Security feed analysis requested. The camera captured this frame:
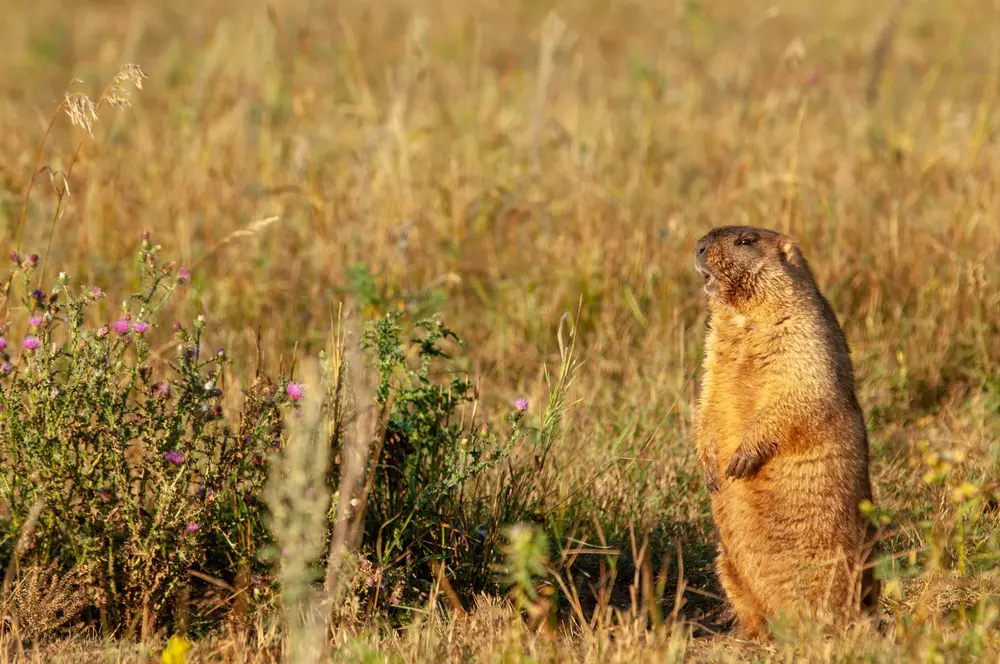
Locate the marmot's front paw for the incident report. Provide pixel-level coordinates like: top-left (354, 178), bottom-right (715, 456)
top-left (725, 446), bottom-right (765, 479)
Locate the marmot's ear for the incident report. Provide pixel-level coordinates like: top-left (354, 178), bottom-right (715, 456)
top-left (780, 239), bottom-right (805, 268)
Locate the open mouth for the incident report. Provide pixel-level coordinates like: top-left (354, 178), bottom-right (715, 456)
top-left (694, 258), bottom-right (717, 295)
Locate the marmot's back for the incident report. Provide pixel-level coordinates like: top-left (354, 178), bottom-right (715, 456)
top-left (692, 225), bottom-right (878, 639)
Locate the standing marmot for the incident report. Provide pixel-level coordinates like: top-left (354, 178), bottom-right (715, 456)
top-left (692, 225), bottom-right (879, 639)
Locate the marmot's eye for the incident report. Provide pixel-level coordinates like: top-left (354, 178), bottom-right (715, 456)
top-left (735, 237), bottom-right (756, 246)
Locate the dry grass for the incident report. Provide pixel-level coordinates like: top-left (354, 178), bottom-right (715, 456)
top-left (1, 0), bottom-right (999, 661)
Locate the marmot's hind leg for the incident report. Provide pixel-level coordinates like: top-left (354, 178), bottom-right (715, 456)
top-left (716, 551), bottom-right (768, 639)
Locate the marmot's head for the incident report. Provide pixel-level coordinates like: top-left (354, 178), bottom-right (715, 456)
top-left (694, 225), bottom-right (814, 311)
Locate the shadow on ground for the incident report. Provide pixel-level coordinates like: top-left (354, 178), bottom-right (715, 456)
top-left (555, 520), bottom-right (733, 638)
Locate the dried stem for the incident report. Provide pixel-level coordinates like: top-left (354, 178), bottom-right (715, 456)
top-left (1, 496), bottom-right (46, 604)
top-left (36, 65), bottom-right (148, 288)
top-left (322, 315), bottom-right (380, 618)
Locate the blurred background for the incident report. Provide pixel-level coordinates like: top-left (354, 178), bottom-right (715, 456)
top-left (1, 0), bottom-right (998, 557)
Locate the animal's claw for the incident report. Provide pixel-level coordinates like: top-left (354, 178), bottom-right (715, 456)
top-left (725, 447), bottom-right (763, 479)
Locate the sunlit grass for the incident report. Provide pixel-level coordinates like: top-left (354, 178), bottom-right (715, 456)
top-left (0, 0), bottom-right (998, 660)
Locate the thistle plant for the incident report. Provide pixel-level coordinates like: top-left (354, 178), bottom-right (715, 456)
top-left (353, 313), bottom-right (534, 613)
top-left (0, 235), bottom-right (297, 636)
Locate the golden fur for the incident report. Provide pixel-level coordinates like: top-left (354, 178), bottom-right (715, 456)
top-left (692, 225), bottom-right (879, 639)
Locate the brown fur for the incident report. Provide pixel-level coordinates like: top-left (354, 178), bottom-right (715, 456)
top-left (692, 225), bottom-right (879, 639)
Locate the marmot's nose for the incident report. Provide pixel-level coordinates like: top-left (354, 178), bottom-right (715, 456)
top-left (696, 239), bottom-right (708, 256)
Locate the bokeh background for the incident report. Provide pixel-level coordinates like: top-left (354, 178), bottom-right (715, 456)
top-left (1, 0), bottom-right (999, 657)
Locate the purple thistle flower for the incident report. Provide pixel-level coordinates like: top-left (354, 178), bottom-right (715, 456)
top-left (164, 450), bottom-right (185, 465)
top-left (177, 267), bottom-right (190, 284)
top-left (27, 254), bottom-right (38, 267)
top-left (515, 397), bottom-right (529, 412)
top-left (0, 337), bottom-right (6, 350)
top-left (97, 324), bottom-right (111, 338)
top-left (133, 321), bottom-right (149, 335)
top-left (114, 319), bottom-right (130, 335)
top-left (91, 286), bottom-right (105, 300)
top-left (31, 289), bottom-right (44, 301)
top-left (185, 522), bottom-right (200, 533)
top-left (28, 316), bottom-right (42, 328)
top-left (0, 362), bottom-right (12, 374)
top-left (154, 382), bottom-right (170, 398)
top-left (21, 336), bottom-right (41, 351)
top-left (9, 252), bottom-right (20, 264)
top-left (286, 382), bottom-right (305, 401)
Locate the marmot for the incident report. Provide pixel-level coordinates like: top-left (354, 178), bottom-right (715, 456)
top-left (692, 225), bottom-right (879, 639)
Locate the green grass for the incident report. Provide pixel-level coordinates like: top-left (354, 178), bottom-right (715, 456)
top-left (0, 0), bottom-right (998, 661)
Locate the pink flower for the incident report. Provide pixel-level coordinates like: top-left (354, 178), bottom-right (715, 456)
top-left (133, 321), bottom-right (149, 335)
top-left (154, 382), bottom-right (170, 398)
top-left (165, 450), bottom-right (185, 465)
top-left (91, 287), bottom-right (105, 300)
top-left (21, 336), bottom-right (41, 351)
top-left (286, 382), bottom-right (305, 401)
top-left (114, 319), bottom-right (130, 335)
top-left (0, 337), bottom-right (6, 350)
top-left (515, 397), bottom-right (528, 412)
top-left (28, 316), bottom-right (42, 328)
top-left (185, 522), bottom-right (200, 533)
top-left (177, 267), bottom-right (190, 284)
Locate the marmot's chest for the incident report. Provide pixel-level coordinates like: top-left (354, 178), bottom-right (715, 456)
top-left (701, 342), bottom-right (776, 461)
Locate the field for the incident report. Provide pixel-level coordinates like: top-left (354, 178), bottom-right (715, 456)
top-left (1, 0), bottom-right (999, 661)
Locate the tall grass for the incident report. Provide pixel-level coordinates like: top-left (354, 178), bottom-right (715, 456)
top-left (0, 0), bottom-right (998, 661)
